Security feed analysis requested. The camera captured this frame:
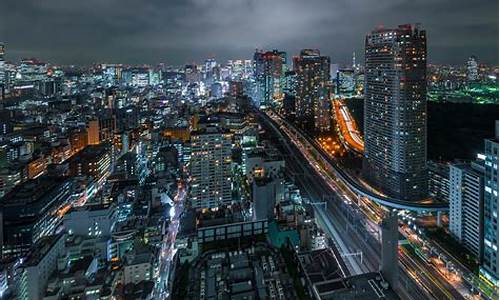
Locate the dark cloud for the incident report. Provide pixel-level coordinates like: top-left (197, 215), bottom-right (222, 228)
top-left (1, 0), bottom-right (498, 65)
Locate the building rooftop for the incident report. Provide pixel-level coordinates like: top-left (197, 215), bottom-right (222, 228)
top-left (191, 125), bottom-right (230, 135)
top-left (69, 143), bottom-right (111, 162)
top-left (23, 233), bottom-right (64, 267)
top-left (0, 175), bottom-right (67, 207)
top-left (319, 273), bottom-right (400, 300)
top-left (298, 249), bottom-right (399, 300)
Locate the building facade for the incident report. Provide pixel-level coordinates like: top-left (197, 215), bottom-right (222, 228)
top-left (189, 126), bottom-right (233, 209)
top-left (363, 24), bottom-right (427, 201)
top-left (1, 177), bottom-right (72, 258)
top-left (293, 49), bottom-right (331, 132)
top-left (17, 234), bottom-right (66, 300)
top-left (467, 55), bottom-right (479, 83)
top-left (448, 162), bottom-right (484, 258)
top-left (481, 123), bottom-right (499, 284)
top-left (254, 50), bottom-right (286, 109)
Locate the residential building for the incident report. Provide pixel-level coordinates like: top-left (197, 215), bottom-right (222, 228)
top-left (363, 24), bottom-right (427, 201)
top-left (449, 162), bottom-right (484, 258)
top-left (293, 49), bottom-right (331, 132)
top-left (189, 126), bottom-right (233, 209)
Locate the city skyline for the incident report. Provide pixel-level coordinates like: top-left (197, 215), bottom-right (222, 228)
top-left (2, 0), bottom-right (498, 65)
top-left (0, 1), bottom-right (498, 299)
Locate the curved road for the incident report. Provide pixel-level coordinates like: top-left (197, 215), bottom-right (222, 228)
top-left (262, 110), bottom-right (448, 212)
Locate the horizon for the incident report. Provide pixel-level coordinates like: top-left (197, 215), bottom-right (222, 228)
top-left (2, 0), bottom-right (498, 66)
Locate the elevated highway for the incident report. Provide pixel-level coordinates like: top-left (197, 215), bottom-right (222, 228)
top-left (260, 110), bottom-right (448, 212)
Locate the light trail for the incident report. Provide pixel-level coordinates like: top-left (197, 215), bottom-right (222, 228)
top-left (333, 99), bottom-right (364, 153)
top-left (154, 182), bottom-right (186, 299)
top-left (260, 109), bottom-right (472, 300)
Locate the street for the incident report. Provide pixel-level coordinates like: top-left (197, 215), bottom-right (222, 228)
top-left (154, 181), bottom-right (186, 299)
top-left (258, 109), bottom-right (468, 300)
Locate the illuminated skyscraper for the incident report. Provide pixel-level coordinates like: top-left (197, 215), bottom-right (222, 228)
top-left (0, 42), bottom-right (4, 97)
top-left (293, 49), bottom-right (331, 132)
top-left (363, 24), bottom-right (427, 201)
top-left (254, 49), bottom-right (286, 108)
top-left (204, 58), bottom-right (217, 85)
top-left (467, 55), bottom-right (479, 82)
top-left (481, 122), bottom-right (499, 284)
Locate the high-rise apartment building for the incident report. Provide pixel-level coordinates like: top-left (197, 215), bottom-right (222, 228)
top-left (448, 162), bottom-right (484, 258)
top-left (189, 126), bottom-right (233, 209)
top-left (254, 49), bottom-right (286, 108)
top-left (363, 24), bottom-right (427, 201)
top-left (481, 122), bottom-right (499, 284)
top-left (293, 49), bottom-right (331, 132)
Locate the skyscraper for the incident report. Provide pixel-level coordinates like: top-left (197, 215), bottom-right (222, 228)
top-left (283, 70), bottom-right (297, 118)
top-left (363, 24), bottom-right (427, 201)
top-left (293, 49), bottom-right (331, 132)
top-left (0, 42), bottom-right (5, 98)
top-left (481, 122), bottom-right (499, 284)
top-left (204, 58), bottom-right (217, 85)
top-left (189, 126), bottom-right (233, 209)
top-left (254, 49), bottom-right (286, 108)
top-left (467, 55), bottom-right (479, 83)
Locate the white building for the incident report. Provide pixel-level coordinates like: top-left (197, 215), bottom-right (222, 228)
top-left (63, 203), bottom-right (115, 237)
top-left (17, 234), bottom-right (65, 300)
top-left (122, 249), bottom-right (154, 285)
top-left (449, 162), bottom-right (484, 257)
top-left (189, 126), bottom-right (233, 209)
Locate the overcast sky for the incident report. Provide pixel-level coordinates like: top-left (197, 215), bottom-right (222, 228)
top-left (1, 0), bottom-right (498, 66)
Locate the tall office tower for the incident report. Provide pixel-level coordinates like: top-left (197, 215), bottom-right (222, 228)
top-left (254, 49), bottom-right (286, 108)
top-left (448, 162), bottom-right (484, 258)
top-left (481, 122), bottom-right (499, 284)
top-left (0, 42), bottom-right (5, 97)
top-left (467, 55), bottom-right (479, 83)
top-left (363, 24), bottom-right (427, 201)
top-left (204, 58), bottom-right (217, 85)
top-left (189, 126), bottom-right (233, 209)
top-left (293, 49), bottom-right (331, 132)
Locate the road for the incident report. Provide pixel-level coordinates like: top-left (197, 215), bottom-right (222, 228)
top-left (333, 99), bottom-right (364, 153)
top-left (333, 103), bottom-right (497, 299)
top-left (154, 182), bottom-right (186, 299)
top-left (258, 109), bottom-right (466, 300)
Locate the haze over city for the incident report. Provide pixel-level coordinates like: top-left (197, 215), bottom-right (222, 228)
top-left (2, 0), bottom-right (498, 64)
top-left (0, 1), bottom-right (498, 300)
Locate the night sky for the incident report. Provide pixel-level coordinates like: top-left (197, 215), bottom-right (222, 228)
top-left (2, 0), bottom-right (498, 65)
